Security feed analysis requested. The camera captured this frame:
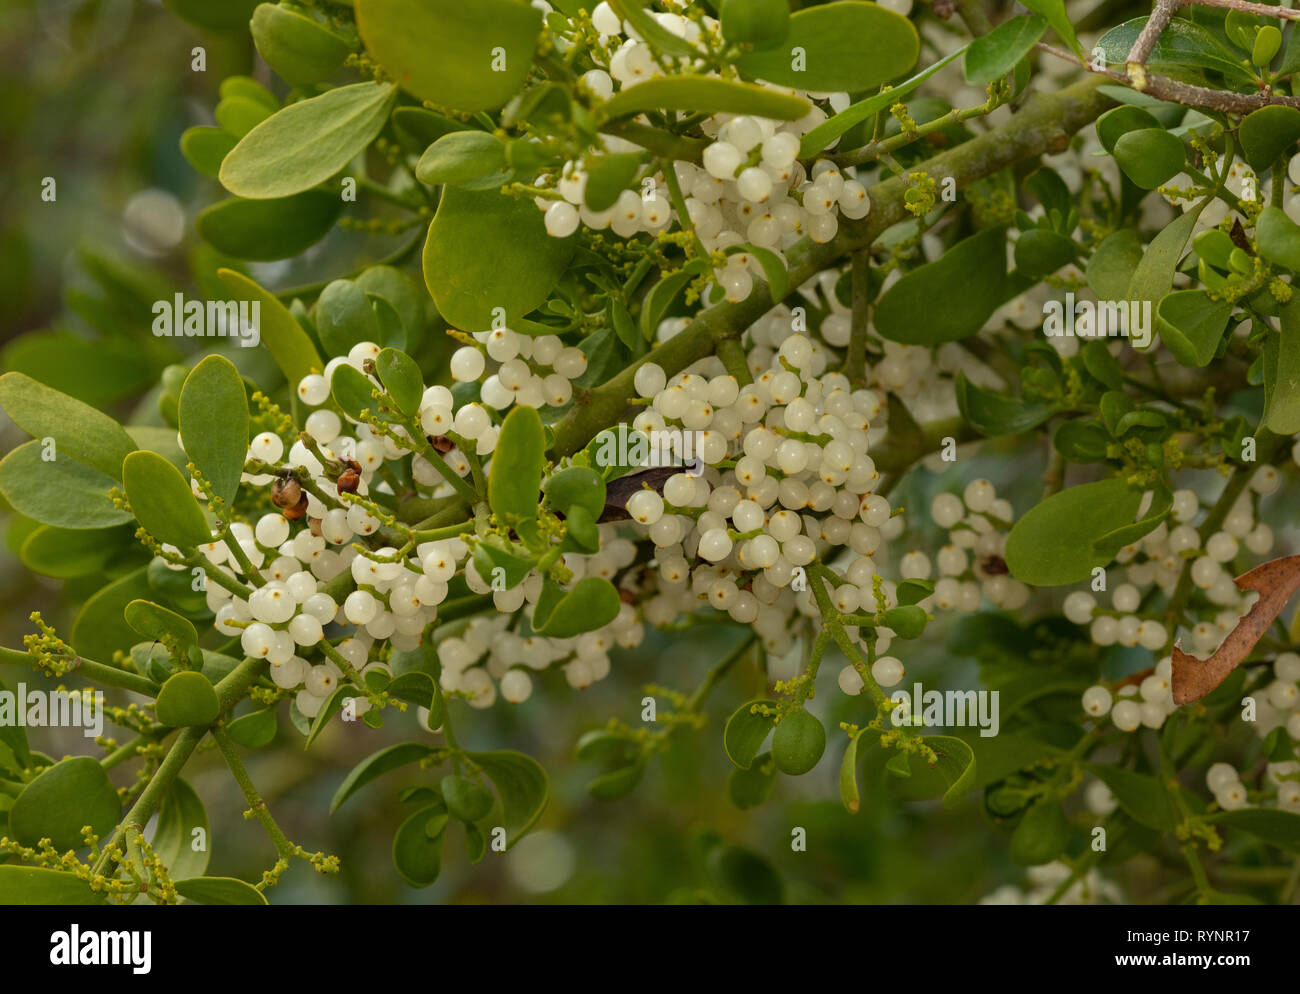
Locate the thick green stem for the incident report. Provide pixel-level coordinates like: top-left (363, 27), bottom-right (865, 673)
top-left (92, 726), bottom-right (205, 875)
top-left (0, 646), bottom-right (160, 698)
top-left (212, 726), bottom-right (297, 862)
top-left (844, 248), bottom-right (872, 386)
top-left (214, 655), bottom-right (269, 712)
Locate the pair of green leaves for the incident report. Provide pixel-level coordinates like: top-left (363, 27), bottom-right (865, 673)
top-left (839, 728), bottom-right (976, 814)
top-left (333, 742), bottom-right (548, 857)
top-left (0, 371), bottom-right (139, 531)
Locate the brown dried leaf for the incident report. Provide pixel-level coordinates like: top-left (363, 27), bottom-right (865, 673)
top-left (598, 466), bottom-right (686, 523)
top-left (1171, 553), bottom-right (1300, 705)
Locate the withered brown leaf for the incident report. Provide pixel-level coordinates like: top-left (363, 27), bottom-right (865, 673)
top-left (598, 466), bottom-right (687, 523)
top-left (1171, 553), bottom-right (1300, 706)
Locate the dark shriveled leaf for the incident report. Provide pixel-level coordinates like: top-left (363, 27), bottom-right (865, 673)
top-left (1172, 554), bottom-right (1300, 705)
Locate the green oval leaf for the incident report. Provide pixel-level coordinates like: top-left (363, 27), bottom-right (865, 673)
top-left (888, 734), bottom-right (977, 807)
top-left (1086, 228), bottom-right (1144, 300)
top-left (441, 774), bottom-right (495, 821)
top-left (544, 466), bottom-right (606, 518)
top-left (1155, 289), bottom-right (1232, 367)
top-left (179, 355), bottom-right (249, 509)
top-left (1128, 201), bottom-right (1204, 305)
top-left (875, 227), bottom-right (1007, 345)
top-left (331, 362), bottom-right (382, 422)
top-left (772, 708), bottom-right (825, 776)
top-left (531, 576), bottom-right (620, 637)
top-left (955, 370), bottom-right (1054, 437)
top-left (881, 604), bottom-right (928, 640)
top-left (415, 130), bottom-right (509, 187)
top-left (1264, 297), bottom-right (1300, 434)
top-left (216, 268), bottom-right (324, 393)
top-left (1009, 799), bottom-right (1071, 865)
top-left (490, 405), bottom-right (545, 524)
top-left (220, 81), bottom-right (397, 199)
top-left (226, 708), bottom-right (279, 749)
top-left (724, 699), bottom-right (776, 770)
top-left (375, 347), bottom-right (423, 417)
top-left (0, 866), bottom-right (104, 905)
top-left (1113, 128), bottom-right (1185, 189)
top-left (1209, 808), bottom-right (1300, 850)
top-left (1083, 763), bottom-right (1176, 831)
top-left (331, 741), bottom-right (440, 813)
top-left (10, 757), bottom-right (121, 852)
top-left (964, 14), bottom-right (1046, 85)
top-left (1014, 228), bottom-right (1075, 278)
top-left (466, 749), bottom-right (548, 847)
top-left (736, 1), bottom-right (919, 92)
top-left (155, 671), bottom-right (220, 727)
top-left (799, 47), bottom-right (966, 158)
top-left (0, 442), bottom-right (133, 530)
top-left (19, 524), bottom-right (133, 579)
top-left (1006, 478), bottom-right (1164, 587)
top-left (1097, 17), bottom-right (1257, 84)
top-left (181, 126), bottom-right (238, 179)
top-left (423, 186), bottom-right (575, 331)
top-left (729, 752), bottom-right (777, 810)
top-left (1095, 104), bottom-right (1162, 154)
top-left (356, 0), bottom-right (542, 111)
top-left (392, 804), bottom-right (445, 886)
top-left (600, 75), bottom-right (809, 122)
top-left (152, 778), bottom-right (210, 880)
top-left (1257, 205), bottom-right (1300, 271)
top-left (175, 876), bottom-right (268, 905)
top-left (123, 450), bottom-right (212, 549)
top-left (196, 192), bottom-right (343, 261)
top-left (720, 0), bottom-right (790, 49)
top-left (124, 599), bottom-right (199, 650)
top-left (587, 759), bottom-right (646, 802)
top-left (0, 372), bottom-right (137, 481)
top-left (251, 3), bottom-right (353, 86)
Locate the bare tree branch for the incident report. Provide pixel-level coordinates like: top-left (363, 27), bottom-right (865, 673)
top-left (1125, 0), bottom-right (1182, 89)
top-left (1038, 42), bottom-right (1300, 112)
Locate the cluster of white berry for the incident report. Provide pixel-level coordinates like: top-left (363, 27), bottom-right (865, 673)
top-left (606, 332), bottom-right (925, 673)
top-left (925, 480), bottom-right (1031, 613)
top-left (531, 5), bottom-right (871, 306)
top-left (1079, 657), bottom-right (1176, 733)
top-left (171, 338), bottom-right (653, 724)
top-left (446, 329), bottom-right (589, 416)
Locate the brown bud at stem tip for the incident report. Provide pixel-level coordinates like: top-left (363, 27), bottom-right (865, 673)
top-left (271, 474), bottom-right (302, 509)
top-left (337, 459), bottom-right (362, 496)
top-left (283, 493), bottom-right (309, 520)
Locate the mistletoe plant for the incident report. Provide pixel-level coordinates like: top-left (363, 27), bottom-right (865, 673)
top-left (3, 0), bottom-right (1300, 905)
